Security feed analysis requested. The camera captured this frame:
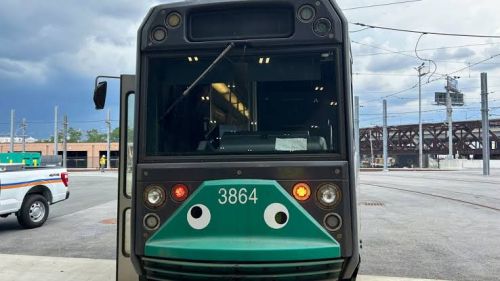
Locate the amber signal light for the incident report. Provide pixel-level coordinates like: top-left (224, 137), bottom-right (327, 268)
top-left (171, 184), bottom-right (189, 202)
top-left (292, 183), bottom-right (311, 201)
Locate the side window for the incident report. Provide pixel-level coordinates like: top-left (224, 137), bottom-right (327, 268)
top-left (125, 93), bottom-right (135, 198)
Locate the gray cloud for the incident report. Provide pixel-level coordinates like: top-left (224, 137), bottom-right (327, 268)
top-left (432, 48), bottom-right (476, 60)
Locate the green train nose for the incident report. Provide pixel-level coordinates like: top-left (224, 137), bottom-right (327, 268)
top-left (145, 179), bottom-right (341, 261)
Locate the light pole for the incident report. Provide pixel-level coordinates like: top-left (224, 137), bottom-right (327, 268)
top-left (445, 76), bottom-right (460, 159)
top-left (415, 63), bottom-right (427, 168)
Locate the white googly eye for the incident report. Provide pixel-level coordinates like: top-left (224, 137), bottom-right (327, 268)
top-left (264, 203), bottom-right (289, 229)
top-left (187, 204), bottom-right (211, 230)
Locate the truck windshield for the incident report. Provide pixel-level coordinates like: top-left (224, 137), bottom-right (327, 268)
top-left (145, 50), bottom-right (341, 156)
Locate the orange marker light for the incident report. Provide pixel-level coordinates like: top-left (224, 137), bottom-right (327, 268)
top-left (292, 183), bottom-right (311, 201)
top-left (171, 184), bottom-right (189, 202)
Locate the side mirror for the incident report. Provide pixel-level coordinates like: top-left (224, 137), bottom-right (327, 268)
top-left (94, 81), bottom-right (107, 110)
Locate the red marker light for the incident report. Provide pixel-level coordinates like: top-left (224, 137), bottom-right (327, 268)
top-left (171, 184), bottom-right (189, 202)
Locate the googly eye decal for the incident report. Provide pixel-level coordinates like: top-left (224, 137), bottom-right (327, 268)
top-left (264, 203), bottom-right (289, 229)
top-left (187, 204), bottom-right (211, 230)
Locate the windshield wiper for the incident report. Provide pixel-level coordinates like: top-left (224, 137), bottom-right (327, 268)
top-left (161, 42), bottom-right (235, 120)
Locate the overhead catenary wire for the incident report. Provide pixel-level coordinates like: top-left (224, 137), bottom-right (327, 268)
top-left (352, 40), bottom-right (418, 59)
top-left (351, 22), bottom-right (500, 38)
top-left (358, 48), bottom-right (500, 104)
top-left (360, 104), bottom-right (500, 118)
top-left (352, 41), bottom-right (500, 75)
top-left (353, 41), bottom-right (500, 57)
top-left (350, 27), bottom-right (371, 33)
top-left (448, 53), bottom-right (500, 75)
top-left (344, 0), bottom-right (422, 11)
top-left (414, 33), bottom-right (438, 82)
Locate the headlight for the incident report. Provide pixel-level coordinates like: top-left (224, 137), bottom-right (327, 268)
top-left (151, 26), bottom-right (167, 42)
top-left (324, 213), bottom-right (342, 231)
top-left (166, 12), bottom-right (182, 28)
top-left (144, 213), bottom-right (160, 230)
top-left (313, 18), bottom-right (332, 37)
top-left (297, 5), bottom-right (316, 23)
top-left (144, 185), bottom-right (166, 208)
top-left (316, 183), bottom-right (341, 208)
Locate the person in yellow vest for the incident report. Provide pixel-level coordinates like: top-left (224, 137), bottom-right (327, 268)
top-left (99, 155), bottom-right (107, 172)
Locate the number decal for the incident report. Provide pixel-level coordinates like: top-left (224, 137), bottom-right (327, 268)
top-left (218, 188), bottom-right (257, 205)
top-left (228, 188), bottom-right (238, 204)
top-left (249, 188), bottom-right (258, 204)
top-left (218, 188), bottom-right (227, 204)
top-left (238, 188), bottom-right (248, 204)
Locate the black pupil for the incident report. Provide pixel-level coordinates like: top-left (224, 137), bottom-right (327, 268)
top-left (191, 206), bottom-right (202, 219)
top-left (275, 212), bottom-right (288, 225)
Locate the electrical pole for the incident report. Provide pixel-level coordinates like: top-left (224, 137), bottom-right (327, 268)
top-left (481, 73), bottom-right (490, 176)
top-left (446, 77), bottom-right (453, 159)
top-left (21, 118), bottom-right (27, 153)
top-left (416, 63), bottom-right (427, 168)
top-left (54, 106), bottom-right (59, 156)
top-left (10, 109), bottom-right (15, 153)
top-left (369, 129), bottom-right (374, 168)
top-left (383, 100), bottom-right (388, 172)
top-left (106, 109), bottom-right (111, 170)
top-left (354, 96), bottom-right (360, 169)
top-left (63, 115), bottom-right (68, 168)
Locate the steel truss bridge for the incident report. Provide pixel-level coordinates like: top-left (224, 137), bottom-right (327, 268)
top-left (360, 119), bottom-right (500, 158)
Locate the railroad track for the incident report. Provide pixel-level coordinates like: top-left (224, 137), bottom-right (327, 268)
top-left (367, 173), bottom-right (500, 186)
top-left (360, 182), bottom-right (500, 212)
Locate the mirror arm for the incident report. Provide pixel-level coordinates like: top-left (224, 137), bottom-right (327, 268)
top-left (95, 75), bottom-right (121, 88)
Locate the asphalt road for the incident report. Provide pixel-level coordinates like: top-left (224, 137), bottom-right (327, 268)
top-left (358, 169), bottom-right (500, 281)
top-left (0, 172), bottom-right (118, 259)
top-left (1, 170), bottom-right (499, 280)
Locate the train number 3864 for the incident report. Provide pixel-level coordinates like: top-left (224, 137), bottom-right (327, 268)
top-left (218, 188), bottom-right (258, 205)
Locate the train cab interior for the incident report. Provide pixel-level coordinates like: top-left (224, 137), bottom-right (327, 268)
top-left (145, 50), bottom-right (342, 156)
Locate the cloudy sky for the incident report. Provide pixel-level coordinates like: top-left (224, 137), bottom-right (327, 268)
top-left (1, 0), bottom-right (499, 138)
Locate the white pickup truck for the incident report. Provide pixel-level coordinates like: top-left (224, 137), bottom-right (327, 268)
top-left (0, 164), bottom-right (69, 228)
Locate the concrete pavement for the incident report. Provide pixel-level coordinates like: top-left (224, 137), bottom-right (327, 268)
top-left (0, 254), bottom-right (449, 281)
top-left (0, 254), bottom-right (114, 281)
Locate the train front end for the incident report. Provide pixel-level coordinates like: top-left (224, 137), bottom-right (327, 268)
top-left (132, 0), bottom-right (359, 280)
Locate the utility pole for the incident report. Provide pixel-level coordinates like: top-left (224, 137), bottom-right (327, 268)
top-left (63, 115), bottom-right (68, 168)
top-left (354, 96), bottom-right (360, 169)
top-left (10, 110), bottom-right (15, 153)
top-left (54, 106), bottom-right (59, 156)
top-left (21, 118), bottom-right (27, 153)
top-left (383, 100), bottom-right (388, 172)
top-left (446, 77), bottom-right (453, 159)
top-left (416, 63), bottom-right (427, 168)
top-left (369, 129), bottom-right (374, 168)
top-left (106, 109), bottom-right (111, 170)
top-left (481, 73), bottom-right (490, 176)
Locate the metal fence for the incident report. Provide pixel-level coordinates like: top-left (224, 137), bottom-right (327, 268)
top-left (65, 156), bottom-right (119, 169)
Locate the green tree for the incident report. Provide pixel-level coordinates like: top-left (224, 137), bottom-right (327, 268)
top-left (47, 131), bottom-right (64, 143)
top-left (85, 129), bottom-right (106, 143)
top-left (111, 127), bottom-right (120, 142)
top-left (68, 128), bottom-right (83, 143)
top-left (43, 128), bottom-right (82, 143)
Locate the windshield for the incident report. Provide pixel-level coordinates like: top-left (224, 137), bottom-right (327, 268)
top-left (145, 50), bottom-right (341, 156)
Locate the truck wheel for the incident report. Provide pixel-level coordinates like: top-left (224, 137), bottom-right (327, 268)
top-left (17, 194), bottom-right (49, 229)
